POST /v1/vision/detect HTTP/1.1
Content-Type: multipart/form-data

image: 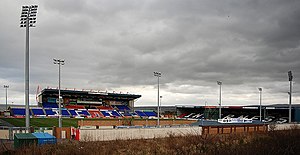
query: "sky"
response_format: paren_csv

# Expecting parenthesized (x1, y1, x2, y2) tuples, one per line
(0, 0, 300, 107)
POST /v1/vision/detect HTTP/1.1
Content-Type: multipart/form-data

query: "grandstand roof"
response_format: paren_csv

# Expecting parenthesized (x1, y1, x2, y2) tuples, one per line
(39, 88, 141, 100)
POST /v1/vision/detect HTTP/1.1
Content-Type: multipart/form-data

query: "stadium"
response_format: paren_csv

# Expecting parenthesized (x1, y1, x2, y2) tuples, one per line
(2, 87, 300, 151)
(9, 87, 154, 118)
(5, 87, 300, 123)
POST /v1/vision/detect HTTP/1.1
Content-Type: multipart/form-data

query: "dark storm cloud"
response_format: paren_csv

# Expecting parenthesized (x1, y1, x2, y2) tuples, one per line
(0, 0, 300, 106)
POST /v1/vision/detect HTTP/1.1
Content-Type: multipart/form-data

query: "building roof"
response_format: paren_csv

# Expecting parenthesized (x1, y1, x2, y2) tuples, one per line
(39, 88, 141, 100)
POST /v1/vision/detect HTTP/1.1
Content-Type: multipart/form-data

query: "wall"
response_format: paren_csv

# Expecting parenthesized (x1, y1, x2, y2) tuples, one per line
(78, 119, 196, 127)
(202, 124, 268, 135)
(79, 126, 201, 141)
(0, 130, 9, 139)
(270, 123, 300, 131)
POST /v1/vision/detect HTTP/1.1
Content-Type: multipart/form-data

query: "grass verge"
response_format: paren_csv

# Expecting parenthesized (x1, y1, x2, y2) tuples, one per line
(3, 129, 300, 155)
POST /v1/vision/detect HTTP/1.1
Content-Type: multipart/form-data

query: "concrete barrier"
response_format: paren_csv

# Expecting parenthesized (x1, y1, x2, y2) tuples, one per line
(79, 126, 201, 141)
(270, 123, 300, 131)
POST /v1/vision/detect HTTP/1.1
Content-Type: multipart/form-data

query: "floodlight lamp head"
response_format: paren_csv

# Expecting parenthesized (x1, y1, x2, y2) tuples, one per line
(288, 71, 293, 81)
(217, 81, 222, 85)
(258, 88, 262, 91)
(154, 71, 161, 77)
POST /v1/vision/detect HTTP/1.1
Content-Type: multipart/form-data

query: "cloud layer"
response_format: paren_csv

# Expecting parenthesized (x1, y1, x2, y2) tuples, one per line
(0, 0, 300, 106)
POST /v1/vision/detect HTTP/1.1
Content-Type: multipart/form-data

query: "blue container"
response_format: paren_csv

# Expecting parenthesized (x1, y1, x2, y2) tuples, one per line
(32, 133, 57, 145)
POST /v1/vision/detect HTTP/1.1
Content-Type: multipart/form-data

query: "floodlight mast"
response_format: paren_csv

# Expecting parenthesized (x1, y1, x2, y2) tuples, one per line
(288, 71, 293, 123)
(217, 81, 222, 119)
(20, 5, 38, 129)
(53, 59, 65, 128)
(4, 85, 9, 110)
(154, 71, 161, 127)
(258, 88, 262, 121)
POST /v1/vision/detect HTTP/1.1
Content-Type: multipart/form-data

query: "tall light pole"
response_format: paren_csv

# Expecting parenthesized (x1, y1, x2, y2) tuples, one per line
(20, 5, 38, 129)
(217, 81, 222, 119)
(258, 88, 262, 121)
(160, 95, 162, 117)
(154, 71, 161, 126)
(54, 59, 65, 128)
(288, 71, 293, 123)
(4, 85, 9, 110)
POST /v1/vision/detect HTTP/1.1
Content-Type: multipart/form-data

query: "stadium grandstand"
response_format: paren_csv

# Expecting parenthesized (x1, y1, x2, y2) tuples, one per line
(136, 104, 300, 123)
(4, 87, 300, 123)
(6, 88, 162, 119)
(176, 104, 300, 122)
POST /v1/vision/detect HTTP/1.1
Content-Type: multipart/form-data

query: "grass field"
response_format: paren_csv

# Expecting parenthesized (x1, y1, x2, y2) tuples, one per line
(1, 118, 79, 127)
(0, 117, 194, 128)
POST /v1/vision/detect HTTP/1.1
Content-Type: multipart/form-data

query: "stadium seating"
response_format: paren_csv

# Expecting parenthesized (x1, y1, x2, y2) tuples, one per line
(130, 112, 139, 117)
(44, 109, 56, 116)
(178, 113, 188, 118)
(143, 111, 157, 117)
(65, 105, 85, 109)
(135, 111, 147, 117)
(42, 102, 59, 108)
(10, 104, 161, 119)
(31, 108, 45, 116)
(100, 110, 111, 117)
(11, 108, 28, 116)
(114, 105, 131, 111)
(184, 113, 196, 118)
(110, 110, 122, 117)
(120, 111, 132, 117)
(88, 110, 103, 118)
(96, 106, 114, 110)
(76, 109, 90, 117)
(68, 109, 79, 117)
(62, 109, 71, 117)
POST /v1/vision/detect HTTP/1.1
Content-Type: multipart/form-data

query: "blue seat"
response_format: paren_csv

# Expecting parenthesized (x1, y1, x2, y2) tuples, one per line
(135, 111, 147, 117)
(11, 108, 26, 116)
(115, 105, 131, 111)
(144, 111, 157, 117)
(100, 111, 111, 117)
(42, 102, 59, 108)
(31, 109, 45, 115)
(68, 110, 78, 116)
(77, 110, 90, 117)
(45, 109, 56, 116)
(122, 111, 132, 116)
(111, 110, 121, 117)
(61, 110, 70, 117)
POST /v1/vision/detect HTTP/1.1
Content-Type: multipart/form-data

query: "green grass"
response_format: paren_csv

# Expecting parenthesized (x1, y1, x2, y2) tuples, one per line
(0, 118, 79, 127)
(0, 117, 181, 128)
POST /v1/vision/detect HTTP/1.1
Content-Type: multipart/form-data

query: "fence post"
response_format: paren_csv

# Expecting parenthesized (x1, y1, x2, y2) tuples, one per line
(8, 127, 13, 140)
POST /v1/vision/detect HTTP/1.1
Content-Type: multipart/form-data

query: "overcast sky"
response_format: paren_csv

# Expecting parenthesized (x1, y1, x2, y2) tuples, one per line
(0, 0, 300, 107)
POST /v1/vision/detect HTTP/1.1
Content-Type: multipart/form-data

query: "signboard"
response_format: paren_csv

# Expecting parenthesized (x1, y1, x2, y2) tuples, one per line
(47, 98, 56, 103)
(88, 92, 108, 95)
(77, 100, 102, 104)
